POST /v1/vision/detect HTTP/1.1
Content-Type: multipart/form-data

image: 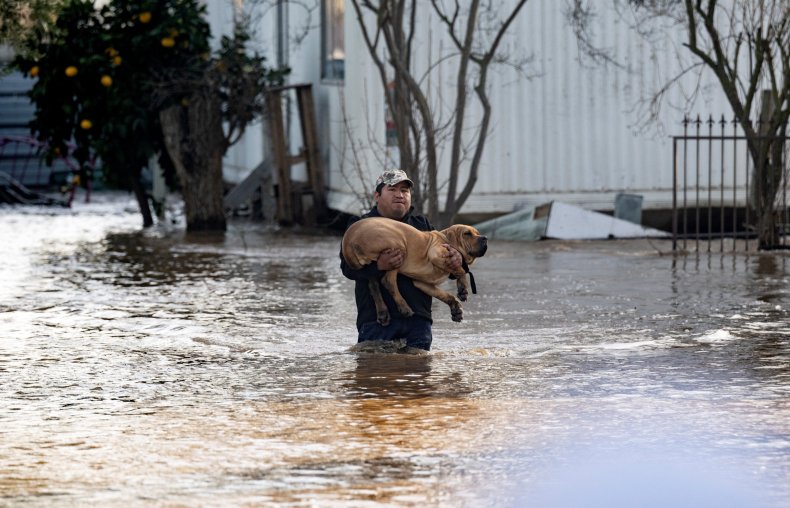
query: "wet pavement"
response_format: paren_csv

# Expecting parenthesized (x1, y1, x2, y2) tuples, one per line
(1, 193, 789, 507)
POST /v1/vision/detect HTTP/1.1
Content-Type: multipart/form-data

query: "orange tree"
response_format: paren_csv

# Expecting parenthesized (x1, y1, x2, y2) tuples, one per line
(14, 0, 211, 227)
(14, 0, 286, 230)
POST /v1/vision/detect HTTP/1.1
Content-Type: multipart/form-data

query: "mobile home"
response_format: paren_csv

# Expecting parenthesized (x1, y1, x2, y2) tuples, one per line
(220, 0, 736, 227)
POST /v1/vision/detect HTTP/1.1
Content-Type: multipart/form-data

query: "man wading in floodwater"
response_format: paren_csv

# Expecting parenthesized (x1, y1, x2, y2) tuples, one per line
(340, 170, 462, 352)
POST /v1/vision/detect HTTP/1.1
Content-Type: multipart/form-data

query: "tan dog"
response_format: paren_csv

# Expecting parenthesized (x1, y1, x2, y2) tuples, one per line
(342, 217, 488, 325)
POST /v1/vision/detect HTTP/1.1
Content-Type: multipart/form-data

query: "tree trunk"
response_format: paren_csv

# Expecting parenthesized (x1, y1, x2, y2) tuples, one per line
(130, 173, 154, 228)
(757, 207, 778, 249)
(159, 95, 227, 232)
(752, 92, 782, 250)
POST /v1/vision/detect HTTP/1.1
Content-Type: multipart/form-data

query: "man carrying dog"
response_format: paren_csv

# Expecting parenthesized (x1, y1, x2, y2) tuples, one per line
(340, 170, 462, 351)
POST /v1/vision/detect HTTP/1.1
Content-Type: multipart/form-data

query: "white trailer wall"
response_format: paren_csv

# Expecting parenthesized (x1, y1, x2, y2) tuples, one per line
(324, 0, 735, 217)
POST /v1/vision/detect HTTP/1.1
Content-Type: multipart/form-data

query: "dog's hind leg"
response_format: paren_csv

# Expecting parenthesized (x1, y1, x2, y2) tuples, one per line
(413, 281, 463, 322)
(380, 270, 414, 317)
(368, 279, 391, 326)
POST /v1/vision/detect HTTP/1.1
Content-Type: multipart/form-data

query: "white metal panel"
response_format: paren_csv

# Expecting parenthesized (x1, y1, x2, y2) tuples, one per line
(323, 3, 392, 215)
(325, 0, 736, 216)
(204, 0, 262, 184)
(545, 202, 670, 239)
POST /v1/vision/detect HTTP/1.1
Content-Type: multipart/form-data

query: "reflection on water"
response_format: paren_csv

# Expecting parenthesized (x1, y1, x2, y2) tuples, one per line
(1, 195, 789, 506)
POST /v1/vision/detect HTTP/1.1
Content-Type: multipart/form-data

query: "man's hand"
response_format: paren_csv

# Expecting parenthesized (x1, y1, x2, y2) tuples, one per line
(377, 248, 404, 271)
(441, 244, 463, 272)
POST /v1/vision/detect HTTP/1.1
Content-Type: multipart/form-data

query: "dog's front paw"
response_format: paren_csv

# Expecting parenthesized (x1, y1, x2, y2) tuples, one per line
(450, 303, 463, 322)
(377, 310, 391, 327)
(456, 279, 468, 302)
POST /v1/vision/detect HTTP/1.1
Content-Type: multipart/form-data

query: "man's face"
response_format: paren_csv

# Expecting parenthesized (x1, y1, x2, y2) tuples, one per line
(375, 181, 412, 220)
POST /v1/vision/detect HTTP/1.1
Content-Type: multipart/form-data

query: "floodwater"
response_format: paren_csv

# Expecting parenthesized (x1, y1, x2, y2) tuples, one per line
(1, 193, 789, 507)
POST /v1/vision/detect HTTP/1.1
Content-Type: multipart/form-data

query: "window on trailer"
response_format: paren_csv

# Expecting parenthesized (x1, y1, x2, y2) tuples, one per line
(321, 0, 344, 81)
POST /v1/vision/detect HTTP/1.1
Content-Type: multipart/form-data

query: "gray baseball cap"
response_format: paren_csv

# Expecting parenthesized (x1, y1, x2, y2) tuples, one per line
(375, 169, 413, 190)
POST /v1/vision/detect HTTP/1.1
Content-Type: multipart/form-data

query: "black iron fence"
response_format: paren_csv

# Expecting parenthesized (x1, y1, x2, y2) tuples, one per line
(672, 115, 789, 252)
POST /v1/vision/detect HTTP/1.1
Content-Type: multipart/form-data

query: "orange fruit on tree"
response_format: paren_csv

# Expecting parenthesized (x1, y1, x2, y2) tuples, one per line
(30, 65, 39, 77)
(112, 56, 122, 66)
(161, 37, 175, 48)
(139, 12, 152, 23)
(65, 66, 78, 77)
(101, 75, 112, 87)
(80, 119, 93, 130)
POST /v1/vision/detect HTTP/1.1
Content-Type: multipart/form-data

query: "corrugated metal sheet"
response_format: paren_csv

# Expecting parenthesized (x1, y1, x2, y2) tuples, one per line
(324, 0, 735, 216)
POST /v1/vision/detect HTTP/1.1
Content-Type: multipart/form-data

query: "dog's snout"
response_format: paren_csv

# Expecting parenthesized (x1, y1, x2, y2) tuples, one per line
(477, 236, 488, 255)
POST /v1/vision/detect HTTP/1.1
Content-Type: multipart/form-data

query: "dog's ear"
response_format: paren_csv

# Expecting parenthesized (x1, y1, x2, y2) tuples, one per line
(442, 226, 461, 249)
(462, 226, 478, 250)
(447, 224, 466, 252)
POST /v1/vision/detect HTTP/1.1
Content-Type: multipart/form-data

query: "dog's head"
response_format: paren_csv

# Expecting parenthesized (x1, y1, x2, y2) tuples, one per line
(441, 224, 488, 265)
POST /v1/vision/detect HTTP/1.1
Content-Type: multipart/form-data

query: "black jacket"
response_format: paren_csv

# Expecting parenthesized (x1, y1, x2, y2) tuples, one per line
(340, 206, 434, 330)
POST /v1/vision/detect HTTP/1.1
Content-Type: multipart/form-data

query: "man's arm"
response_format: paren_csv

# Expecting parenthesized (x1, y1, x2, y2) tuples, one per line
(440, 244, 463, 272)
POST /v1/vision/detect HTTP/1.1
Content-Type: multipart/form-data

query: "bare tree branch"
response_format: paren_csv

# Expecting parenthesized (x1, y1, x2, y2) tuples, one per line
(573, 0, 789, 248)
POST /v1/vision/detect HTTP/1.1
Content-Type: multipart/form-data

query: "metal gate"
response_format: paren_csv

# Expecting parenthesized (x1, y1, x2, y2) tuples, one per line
(672, 115, 789, 252)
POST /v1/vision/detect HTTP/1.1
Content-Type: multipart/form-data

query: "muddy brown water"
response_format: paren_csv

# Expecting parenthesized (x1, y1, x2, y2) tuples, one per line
(1, 194, 788, 507)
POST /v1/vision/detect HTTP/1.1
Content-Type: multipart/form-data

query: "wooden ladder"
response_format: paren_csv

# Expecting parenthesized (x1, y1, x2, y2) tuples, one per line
(266, 84, 327, 226)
